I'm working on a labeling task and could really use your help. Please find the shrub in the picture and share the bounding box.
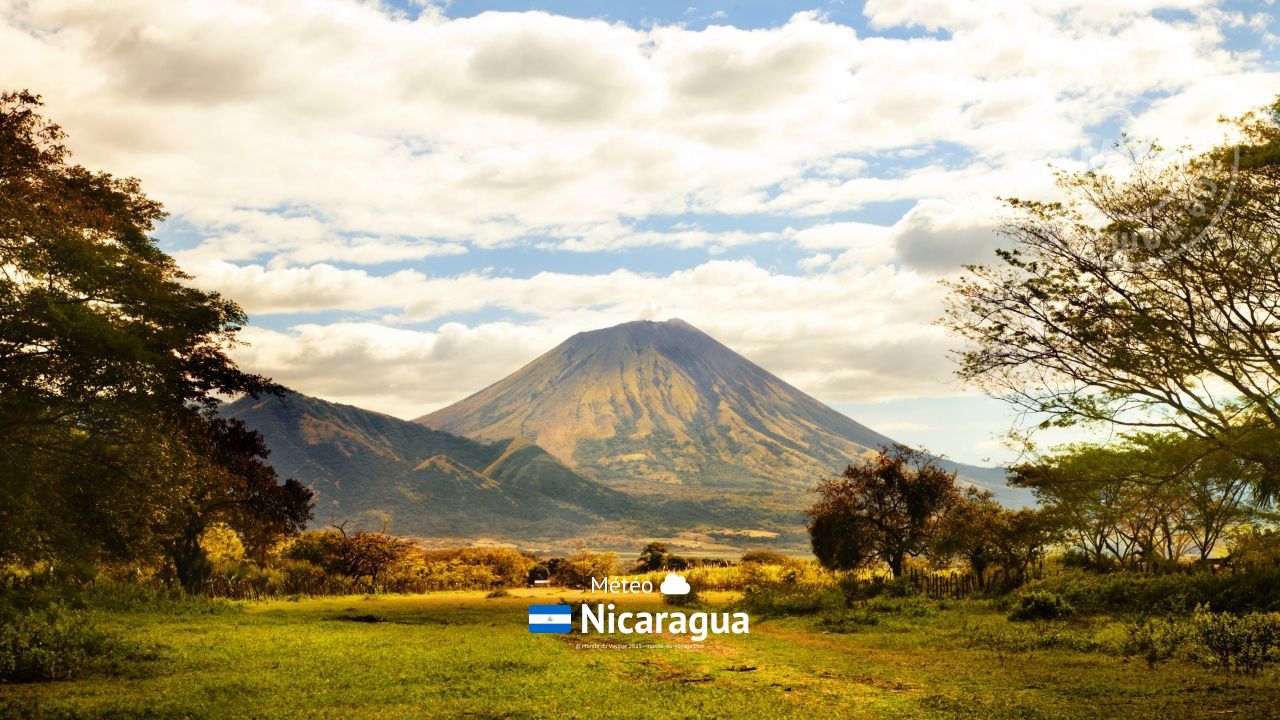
[1009,591,1074,621]
[1228,526,1280,568]
[1121,615,1188,668]
[866,595,934,618]
[818,609,879,632]
[485,588,511,599]
[1018,568,1280,615]
[0,605,143,682]
[739,551,791,566]
[737,584,843,617]
[1189,605,1280,676]
[554,552,619,589]
[967,624,1101,661]
[881,576,922,598]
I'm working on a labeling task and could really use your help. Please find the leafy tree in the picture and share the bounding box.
[739,550,791,566]
[634,542,674,572]
[990,507,1054,586]
[933,488,1004,589]
[807,445,959,578]
[942,98,1280,500]
[555,551,619,588]
[339,531,413,588]
[633,541,689,572]
[934,487,1054,588]
[158,417,313,589]
[0,90,311,574]
[1159,436,1261,561]
[1012,433,1262,569]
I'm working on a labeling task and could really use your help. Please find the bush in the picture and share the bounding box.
[485,588,511,599]
[1190,605,1280,675]
[737,584,842,617]
[1121,615,1188,668]
[866,595,934,618]
[1019,568,1280,615]
[554,551,619,589]
[1228,526,1280,568]
[1009,591,1074,621]
[0,605,143,682]
[818,609,879,632]
[739,551,791,566]
[967,624,1102,660]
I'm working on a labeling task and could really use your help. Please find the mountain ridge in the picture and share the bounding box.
[222,392,635,539]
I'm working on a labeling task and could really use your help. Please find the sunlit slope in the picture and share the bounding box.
[223,392,634,537]
[417,319,1021,503]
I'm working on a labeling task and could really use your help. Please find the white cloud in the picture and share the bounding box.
[3,1,1271,259]
[3,0,1278,422]
[211,257,951,416]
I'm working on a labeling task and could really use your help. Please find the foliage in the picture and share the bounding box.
[1189,604,1280,675]
[739,550,791,566]
[275,533,537,595]
[1008,591,1074,621]
[735,560,843,617]
[0,604,143,682]
[1021,568,1280,615]
[553,551,619,589]
[967,624,1103,660]
[1229,525,1280,568]
[933,487,1054,590]
[817,608,879,632]
[632,542,691,572]
[0,91,311,580]
[1121,615,1188,668]
[807,444,959,578]
[943,97,1280,499]
[1011,434,1262,570]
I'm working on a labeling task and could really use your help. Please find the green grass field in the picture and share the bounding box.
[3,589,1277,720]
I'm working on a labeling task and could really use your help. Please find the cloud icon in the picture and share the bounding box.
[659,573,691,595]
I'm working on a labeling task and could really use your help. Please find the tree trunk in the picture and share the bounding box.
[888,552,905,578]
[170,519,207,592]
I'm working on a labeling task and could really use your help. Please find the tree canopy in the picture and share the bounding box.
[0,91,311,582]
[943,98,1280,500]
[807,445,959,578]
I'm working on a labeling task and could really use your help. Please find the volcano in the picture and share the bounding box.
[416,319,1021,506]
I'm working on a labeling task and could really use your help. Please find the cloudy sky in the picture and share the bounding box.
[4,0,1280,464]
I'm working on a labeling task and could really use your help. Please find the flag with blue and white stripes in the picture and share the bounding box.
[528,605,572,634]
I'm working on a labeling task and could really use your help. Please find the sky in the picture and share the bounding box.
[4,0,1280,465]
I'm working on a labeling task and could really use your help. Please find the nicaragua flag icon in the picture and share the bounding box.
[528,605,573,634]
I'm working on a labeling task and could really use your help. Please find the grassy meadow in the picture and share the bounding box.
[3,588,1277,720]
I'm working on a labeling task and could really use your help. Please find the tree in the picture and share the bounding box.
[806,445,959,577]
[1160,437,1261,561]
[1011,433,1262,569]
[159,417,313,589]
[0,90,311,572]
[934,488,1054,588]
[990,508,1054,586]
[339,531,412,589]
[933,488,1004,589]
[556,551,619,589]
[942,98,1280,500]
[634,542,674,572]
